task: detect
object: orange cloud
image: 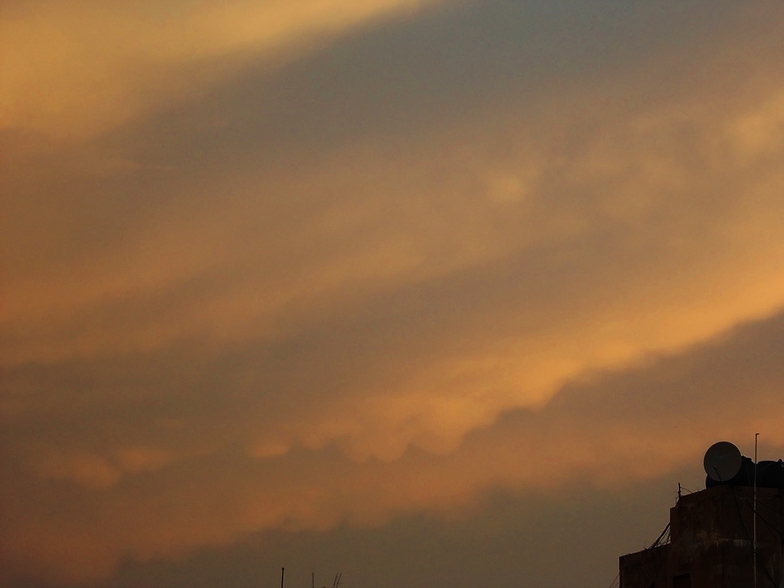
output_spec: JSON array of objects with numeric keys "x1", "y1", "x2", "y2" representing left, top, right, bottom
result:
[
  {"x1": 0, "y1": 0, "x2": 441, "y2": 140},
  {"x1": 5, "y1": 31, "x2": 784, "y2": 470},
  {"x1": 3, "y1": 2, "x2": 784, "y2": 585},
  {"x1": 5, "y1": 310, "x2": 784, "y2": 585}
]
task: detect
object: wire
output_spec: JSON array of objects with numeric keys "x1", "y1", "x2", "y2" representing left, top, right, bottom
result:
[
  {"x1": 605, "y1": 571, "x2": 619, "y2": 588},
  {"x1": 648, "y1": 522, "x2": 671, "y2": 550}
]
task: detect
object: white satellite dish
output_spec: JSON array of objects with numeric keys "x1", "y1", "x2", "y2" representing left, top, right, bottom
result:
[{"x1": 704, "y1": 441, "x2": 742, "y2": 482}]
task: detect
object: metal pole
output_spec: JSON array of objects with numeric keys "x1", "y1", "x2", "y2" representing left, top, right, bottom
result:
[
  {"x1": 754, "y1": 433, "x2": 759, "y2": 588},
  {"x1": 281, "y1": 567, "x2": 285, "y2": 588}
]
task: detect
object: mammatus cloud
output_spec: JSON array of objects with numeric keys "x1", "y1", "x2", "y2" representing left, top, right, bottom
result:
[
  {"x1": 4, "y1": 309, "x2": 784, "y2": 585},
  {"x1": 3, "y1": 1, "x2": 784, "y2": 586}
]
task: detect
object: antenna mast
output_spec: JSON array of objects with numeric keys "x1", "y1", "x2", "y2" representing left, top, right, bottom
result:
[{"x1": 754, "y1": 433, "x2": 759, "y2": 588}]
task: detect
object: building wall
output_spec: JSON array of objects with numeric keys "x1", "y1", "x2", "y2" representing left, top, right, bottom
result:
[{"x1": 619, "y1": 486, "x2": 784, "y2": 588}]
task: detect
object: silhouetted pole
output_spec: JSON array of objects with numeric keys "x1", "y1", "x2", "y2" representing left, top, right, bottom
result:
[
  {"x1": 281, "y1": 567, "x2": 285, "y2": 588},
  {"x1": 754, "y1": 433, "x2": 759, "y2": 588}
]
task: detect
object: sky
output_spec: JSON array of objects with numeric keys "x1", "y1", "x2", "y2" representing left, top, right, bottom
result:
[{"x1": 2, "y1": 0, "x2": 784, "y2": 586}]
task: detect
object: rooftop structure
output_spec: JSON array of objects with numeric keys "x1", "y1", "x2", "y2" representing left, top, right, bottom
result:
[{"x1": 620, "y1": 442, "x2": 784, "y2": 588}]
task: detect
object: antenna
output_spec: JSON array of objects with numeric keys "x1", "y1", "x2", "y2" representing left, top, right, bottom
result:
[
  {"x1": 754, "y1": 433, "x2": 759, "y2": 588},
  {"x1": 703, "y1": 441, "x2": 742, "y2": 482}
]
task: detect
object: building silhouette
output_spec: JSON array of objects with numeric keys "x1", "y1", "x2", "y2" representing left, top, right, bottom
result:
[{"x1": 620, "y1": 449, "x2": 784, "y2": 588}]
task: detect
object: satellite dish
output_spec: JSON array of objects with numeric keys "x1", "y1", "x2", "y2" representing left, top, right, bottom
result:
[{"x1": 704, "y1": 441, "x2": 742, "y2": 482}]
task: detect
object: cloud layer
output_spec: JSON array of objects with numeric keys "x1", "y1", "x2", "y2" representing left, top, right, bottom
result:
[
  {"x1": 3, "y1": 0, "x2": 784, "y2": 586},
  {"x1": 0, "y1": 0, "x2": 441, "y2": 138}
]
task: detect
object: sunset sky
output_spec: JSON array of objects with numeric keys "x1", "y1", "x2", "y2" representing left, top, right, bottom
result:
[{"x1": 3, "y1": 1, "x2": 784, "y2": 586}]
